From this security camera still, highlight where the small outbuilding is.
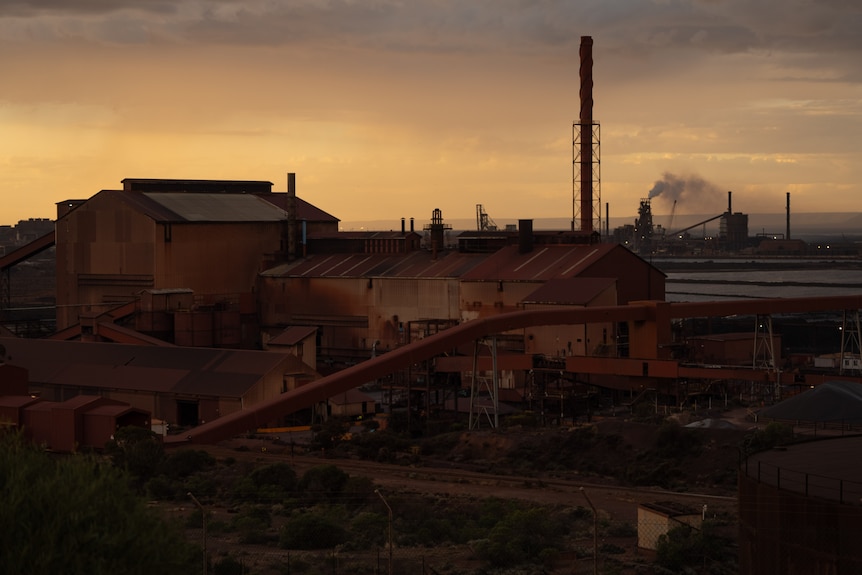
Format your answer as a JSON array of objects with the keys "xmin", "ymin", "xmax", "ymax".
[{"xmin": 637, "ymin": 501, "xmax": 703, "ymax": 551}]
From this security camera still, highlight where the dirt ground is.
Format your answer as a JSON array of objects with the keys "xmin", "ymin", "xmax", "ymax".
[{"xmin": 169, "ymin": 408, "xmax": 752, "ymax": 574}]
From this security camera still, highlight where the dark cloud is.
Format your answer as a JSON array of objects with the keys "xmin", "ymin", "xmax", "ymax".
[
  {"xmin": 0, "ymin": 0, "xmax": 179, "ymax": 16},
  {"xmin": 3, "ymin": 0, "xmax": 861, "ymax": 60}
]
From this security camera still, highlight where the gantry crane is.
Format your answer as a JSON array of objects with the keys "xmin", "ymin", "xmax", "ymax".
[{"xmin": 476, "ymin": 204, "xmax": 498, "ymax": 231}]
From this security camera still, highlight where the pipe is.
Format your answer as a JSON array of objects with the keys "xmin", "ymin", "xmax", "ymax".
[
  {"xmin": 287, "ymin": 173, "xmax": 297, "ymax": 261},
  {"xmin": 164, "ymin": 294, "xmax": 862, "ymax": 446},
  {"xmin": 727, "ymin": 190, "xmax": 732, "ymax": 214}
]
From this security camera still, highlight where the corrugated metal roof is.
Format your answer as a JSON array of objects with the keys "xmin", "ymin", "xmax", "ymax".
[
  {"xmin": 262, "ymin": 250, "xmax": 488, "ymax": 279},
  {"xmin": 261, "ymin": 194, "xmax": 340, "ymax": 222},
  {"xmin": 84, "ymin": 404, "xmax": 145, "ymax": 417},
  {"xmin": 0, "ymin": 337, "xmax": 312, "ymax": 398},
  {"xmin": 0, "ymin": 396, "xmax": 42, "ymax": 408},
  {"xmin": 92, "ymin": 189, "xmax": 289, "ymax": 223},
  {"xmin": 270, "ymin": 326, "xmax": 317, "ymax": 346},
  {"xmin": 143, "ymin": 192, "xmax": 288, "ymax": 222},
  {"xmin": 523, "ymin": 277, "xmax": 616, "ymax": 306},
  {"xmin": 461, "ymin": 244, "xmax": 619, "ymax": 281}
]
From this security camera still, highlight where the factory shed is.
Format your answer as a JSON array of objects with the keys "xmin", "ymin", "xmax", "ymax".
[
  {"xmin": 305, "ymin": 230, "xmax": 422, "ymax": 255},
  {"xmin": 0, "ymin": 361, "xmax": 28, "ymax": 395},
  {"xmin": 258, "ymin": 250, "xmax": 487, "ymax": 360},
  {"xmin": 55, "ymin": 184, "xmax": 289, "ymax": 332},
  {"xmin": 459, "ymin": 243, "xmax": 664, "ymax": 307},
  {"xmin": 0, "ymin": 395, "xmax": 44, "ymax": 427},
  {"xmin": 689, "ymin": 332, "xmax": 782, "ymax": 367},
  {"xmin": 54, "ymin": 177, "xmax": 340, "ymax": 342},
  {"xmin": 19, "ymin": 395, "xmax": 149, "ymax": 452},
  {"xmin": 0, "ymin": 337, "xmax": 317, "ymax": 429},
  {"xmin": 521, "ymin": 277, "xmax": 617, "ymax": 357},
  {"xmin": 264, "ymin": 326, "xmax": 318, "ymax": 369},
  {"xmin": 320, "ymin": 388, "xmax": 377, "ymax": 419}
]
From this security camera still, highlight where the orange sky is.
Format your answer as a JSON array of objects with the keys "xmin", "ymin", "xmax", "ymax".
[{"xmin": 2, "ymin": 1, "xmax": 861, "ymax": 229}]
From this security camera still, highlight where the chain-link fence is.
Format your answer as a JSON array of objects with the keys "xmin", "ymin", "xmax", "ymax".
[{"xmin": 196, "ymin": 515, "xmax": 737, "ymax": 575}]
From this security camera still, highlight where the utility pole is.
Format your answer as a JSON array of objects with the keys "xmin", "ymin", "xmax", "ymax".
[
  {"xmin": 188, "ymin": 492, "xmax": 207, "ymax": 575},
  {"xmin": 375, "ymin": 489, "xmax": 393, "ymax": 575}
]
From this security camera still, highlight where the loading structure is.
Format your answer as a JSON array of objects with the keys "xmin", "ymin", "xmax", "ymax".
[
  {"xmin": 0, "ymin": 230, "xmax": 55, "ymax": 322},
  {"xmin": 165, "ymin": 294, "xmax": 862, "ymax": 446}
]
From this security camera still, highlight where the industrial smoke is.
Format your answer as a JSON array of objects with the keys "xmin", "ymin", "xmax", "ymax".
[{"xmin": 648, "ymin": 172, "xmax": 726, "ymax": 213}]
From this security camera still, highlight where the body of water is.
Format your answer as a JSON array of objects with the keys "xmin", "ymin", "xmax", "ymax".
[{"xmin": 653, "ymin": 259, "xmax": 862, "ymax": 302}]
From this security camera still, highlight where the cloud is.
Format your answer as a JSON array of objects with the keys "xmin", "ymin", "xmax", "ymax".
[
  {"xmin": 2, "ymin": 0, "xmax": 859, "ymax": 56},
  {"xmin": 0, "ymin": 0, "xmax": 179, "ymax": 17}
]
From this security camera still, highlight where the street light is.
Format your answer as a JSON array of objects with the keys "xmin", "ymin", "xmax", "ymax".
[
  {"xmin": 188, "ymin": 492, "xmax": 207, "ymax": 575},
  {"xmin": 375, "ymin": 489, "xmax": 393, "ymax": 575}
]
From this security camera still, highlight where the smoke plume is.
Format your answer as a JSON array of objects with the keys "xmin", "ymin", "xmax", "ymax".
[{"xmin": 648, "ymin": 172, "xmax": 725, "ymax": 213}]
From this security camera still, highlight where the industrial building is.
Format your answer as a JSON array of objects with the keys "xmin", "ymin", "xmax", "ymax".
[
  {"xmin": 1, "ymin": 34, "xmax": 860, "ymax": 445},
  {"xmin": 0, "ymin": 336, "xmax": 318, "ymax": 434},
  {"xmin": 0, "ymin": 353, "xmax": 150, "ymax": 452},
  {"xmin": 53, "ymin": 176, "xmax": 338, "ymax": 339}
]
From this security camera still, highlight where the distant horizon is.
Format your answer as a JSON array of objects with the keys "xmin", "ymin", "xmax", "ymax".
[{"xmin": 339, "ymin": 210, "xmax": 862, "ymax": 236}]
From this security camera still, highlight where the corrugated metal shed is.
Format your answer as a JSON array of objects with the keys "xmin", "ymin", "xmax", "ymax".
[
  {"xmin": 0, "ymin": 337, "xmax": 311, "ymax": 399},
  {"xmin": 461, "ymin": 244, "xmax": 618, "ymax": 281},
  {"xmin": 522, "ymin": 277, "xmax": 616, "ymax": 306},
  {"xmin": 262, "ymin": 250, "xmax": 487, "ymax": 279}
]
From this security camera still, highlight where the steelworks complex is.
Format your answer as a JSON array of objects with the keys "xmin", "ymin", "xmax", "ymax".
[{"xmin": 3, "ymin": 36, "xmax": 862, "ymax": 575}]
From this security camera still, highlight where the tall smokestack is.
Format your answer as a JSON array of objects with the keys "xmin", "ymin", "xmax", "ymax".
[
  {"xmin": 579, "ymin": 36, "xmax": 594, "ymax": 234},
  {"xmin": 727, "ymin": 190, "xmax": 732, "ymax": 214},
  {"xmin": 605, "ymin": 202, "xmax": 609, "ymax": 239},
  {"xmin": 287, "ymin": 173, "xmax": 297, "ymax": 261},
  {"xmin": 786, "ymin": 192, "xmax": 791, "ymax": 240}
]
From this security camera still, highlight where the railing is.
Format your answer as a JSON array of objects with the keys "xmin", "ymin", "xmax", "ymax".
[{"xmin": 742, "ymin": 457, "xmax": 862, "ymax": 505}]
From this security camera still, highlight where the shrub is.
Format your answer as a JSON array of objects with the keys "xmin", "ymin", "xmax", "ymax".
[
  {"xmin": 233, "ymin": 462, "xmax": 299, "ymax": 503},
  {"xmin": 474, "ymin": 507, "xmax": 567, "ymax": 567},
  {"xmin": 742, "ymin": 421, "xmax": 793, "ymax": 454},
  {"xmin": 103, "ymin": 426, "xmax": 165, "ymax": 482},
  {"xmin": 656, "ymin": 521, "xmax": 736, "ymax": 573},
  {"xmin": 161, "ymin": 448, "xmax": 216, "ymax": 478},
  {"xmin": 298, "ymin": 465, "xmax": 349, "ymax": 503},
  {"xmin": 348, "ymin": 511, "xmax": 388, "ymax": 548},
  {"xmin": 279, "ymin": 511, "xmax": 348, "ymax": 549}
]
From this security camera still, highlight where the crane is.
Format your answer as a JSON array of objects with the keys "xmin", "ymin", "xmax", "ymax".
[
  {"xmin": 667, "ymin": 199, "xmax": 677, "ymax": 234},
  {"xmin": 476, "ymin": 204, "xmax": 498, "ymax": 231}
]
